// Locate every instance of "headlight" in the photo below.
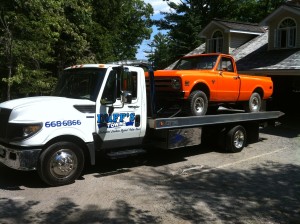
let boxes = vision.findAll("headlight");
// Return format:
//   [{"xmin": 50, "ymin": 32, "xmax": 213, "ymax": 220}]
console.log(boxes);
[
  {"xmin": 7, "ymin": 123, "xmax": 43, "ymax": 141},
  {"xmin": 23, "ymin": 125, "xmax": 42, "ymax": 138},
  {"xmin": 171, "ymin": 78, "xmax": 181, "ymax": 89}
]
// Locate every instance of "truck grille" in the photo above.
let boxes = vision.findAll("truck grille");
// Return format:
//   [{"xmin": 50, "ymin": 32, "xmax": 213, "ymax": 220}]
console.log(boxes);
[
  {"xmin": 146, "ymin": 77, "xmax": 181, "ymax": 91},
  {"xmin": 0, "ymin": 108, "xmax": 12, "ymax": 140}
]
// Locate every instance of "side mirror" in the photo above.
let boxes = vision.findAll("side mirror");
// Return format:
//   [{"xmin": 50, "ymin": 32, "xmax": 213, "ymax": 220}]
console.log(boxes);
[{"xmin": 121, "ymin": 91, "xmax": 132, "ymax": 104}]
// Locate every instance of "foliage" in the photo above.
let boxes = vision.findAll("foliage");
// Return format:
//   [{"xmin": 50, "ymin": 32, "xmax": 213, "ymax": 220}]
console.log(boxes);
[
  {"xmin": 146, "ymin": 32, "xmax": 172, "ymax": 69},
  {"xmin": 0, "ymin": 0, "xmax": 153, "ymax": 101}
]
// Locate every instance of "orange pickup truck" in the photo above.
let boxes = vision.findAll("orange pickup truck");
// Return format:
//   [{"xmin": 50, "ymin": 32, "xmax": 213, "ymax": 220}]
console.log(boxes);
[{"xmin": 151, "ymin": 53, "xmax": 273, "ymax": 116}]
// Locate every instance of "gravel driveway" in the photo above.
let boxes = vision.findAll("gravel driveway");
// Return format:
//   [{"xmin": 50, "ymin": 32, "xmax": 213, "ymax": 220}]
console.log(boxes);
[{"xmin": 0, "ymin": 115, "xmax": 299, "ymax": 224}]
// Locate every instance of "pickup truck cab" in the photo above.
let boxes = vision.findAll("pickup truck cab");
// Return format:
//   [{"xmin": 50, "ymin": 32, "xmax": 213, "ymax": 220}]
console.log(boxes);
[{"xmin": 152, "ymin": 53, "xmax": 273, "ymax": 116}]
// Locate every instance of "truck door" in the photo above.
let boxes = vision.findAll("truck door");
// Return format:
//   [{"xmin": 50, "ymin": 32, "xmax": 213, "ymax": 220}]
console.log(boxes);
[
  {"xmin": 95, "ymin": 66, "xmax": 144, "ymax": 149},
  {"xmin": 216, "ymin": 56, "xmax": 240, "ymax": 101}
]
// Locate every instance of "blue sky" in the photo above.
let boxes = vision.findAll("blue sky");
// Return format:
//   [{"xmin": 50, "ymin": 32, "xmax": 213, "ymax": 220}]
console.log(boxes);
[{"xmin": 135, "ymin": 0, "xmax": 180, "ymax": 60}]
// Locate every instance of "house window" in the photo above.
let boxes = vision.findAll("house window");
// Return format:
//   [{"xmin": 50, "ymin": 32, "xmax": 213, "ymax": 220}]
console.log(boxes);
[
  {"xmin": 208, "ymin": 31, "xmax": 223, "ymax": 53},
  {"xmin": 275, "ymin": 18, "xmax": 296, "ymax": 48}
]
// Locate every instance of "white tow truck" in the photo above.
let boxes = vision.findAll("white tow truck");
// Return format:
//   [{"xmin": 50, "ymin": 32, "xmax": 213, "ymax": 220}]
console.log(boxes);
[{"xmin": 0, "ymin": 64, "xmax": 283, "ymax": 186}]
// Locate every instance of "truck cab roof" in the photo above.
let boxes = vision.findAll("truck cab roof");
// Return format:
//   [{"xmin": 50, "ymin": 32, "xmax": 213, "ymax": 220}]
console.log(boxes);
[{"xmin": 64, "ymin": 64, "xmax": 119, "ymax": 70}]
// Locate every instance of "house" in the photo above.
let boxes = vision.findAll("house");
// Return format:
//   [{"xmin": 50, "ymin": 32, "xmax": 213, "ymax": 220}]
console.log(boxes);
[
  {"xmin": 180, "ymin": 1, "xmax": 300, "ymax": 113},
  {"xmin": 235, "ymin": 2, "xmax": 300, "ymax": 76},
  {"xmin": 199, "ymin": 19, "xmax": 266, "ymax": 54}
]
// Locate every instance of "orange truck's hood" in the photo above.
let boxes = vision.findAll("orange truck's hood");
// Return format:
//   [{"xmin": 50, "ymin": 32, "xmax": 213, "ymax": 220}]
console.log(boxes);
[{"xmin": 146, "ymin": 69, "xmax": 214, "ymax": 77}]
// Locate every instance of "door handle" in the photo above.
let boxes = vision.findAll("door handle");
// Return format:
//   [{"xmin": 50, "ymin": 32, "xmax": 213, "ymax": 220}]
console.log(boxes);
[{"xmin": 233, "ymin": 76, "xmax": 239, "ymax": 80}]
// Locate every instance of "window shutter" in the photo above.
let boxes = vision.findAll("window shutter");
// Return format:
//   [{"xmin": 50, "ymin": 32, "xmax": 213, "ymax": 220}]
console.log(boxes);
[
  {"xmin": 289, "ymin": 28, "xmax": 296, "ymax": 47},
  {"xmin": 274, "ymin": 29, "xmax": 279, "ymax": 48},
  {"xmin": 208, "ymin": 39, "xmax": 213, "ymax": 53}
]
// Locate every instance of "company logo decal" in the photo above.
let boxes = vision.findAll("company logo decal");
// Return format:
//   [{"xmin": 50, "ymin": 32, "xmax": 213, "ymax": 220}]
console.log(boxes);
[{"xmin": 97, "ymin": 113, "xmax": 135, "ymax": 129}]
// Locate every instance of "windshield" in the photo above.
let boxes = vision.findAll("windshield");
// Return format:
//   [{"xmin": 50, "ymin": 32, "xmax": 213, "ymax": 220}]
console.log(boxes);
[
  {"xmin": 53, "ymin": 68, "xmax": 107, "ymax": 101},
  {"xmin": 173, "ymin": 55, "xmax": 219, "ymax": 70}
]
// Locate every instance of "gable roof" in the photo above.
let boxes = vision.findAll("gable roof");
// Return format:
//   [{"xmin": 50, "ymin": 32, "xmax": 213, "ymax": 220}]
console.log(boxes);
[
  {"xmin": 260, "ymin": 3, "xmax": 300, "ymax": 26},
  {"xmin": 199, "ymin": 19, "xmax": 265, "ymax": 38},
  {"xmin": 233, "ymin": 29, "xmax": 300, "ymax": 74},
  {"xmin": 178, "ymin": 29, "xmax": 300, "ymax": 73},
  {"xmin": 232, "ymin": 31, "xmax": 268, "ymax": 61},
  {"xmin": 236, "ymin": 48, "xmax": 300, "ymax": 72}
]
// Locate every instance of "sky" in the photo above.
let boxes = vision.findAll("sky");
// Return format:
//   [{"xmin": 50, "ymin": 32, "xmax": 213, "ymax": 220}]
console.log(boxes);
[{"xmin": 135, "ymin": 0, "xmax": 181, "ymax": 60}]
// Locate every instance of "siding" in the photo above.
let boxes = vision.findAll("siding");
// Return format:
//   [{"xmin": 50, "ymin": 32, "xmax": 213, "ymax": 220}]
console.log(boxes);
[
  {"xmin": 229, "ymin": 33, "xmax": 257, "ymax": 54},
  {"xmin": 223, "ymin": 34, "xmax": 229, "ymax": 54},
  {"xmin": 268, "ymin": 10, "xmax": 300, "ymax": 50}
]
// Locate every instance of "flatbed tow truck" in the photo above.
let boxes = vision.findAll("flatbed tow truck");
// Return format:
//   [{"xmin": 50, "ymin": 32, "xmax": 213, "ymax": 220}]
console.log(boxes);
[{"xmin": 0, "ymin": 64, "xmax": 283, "ymax": 186}]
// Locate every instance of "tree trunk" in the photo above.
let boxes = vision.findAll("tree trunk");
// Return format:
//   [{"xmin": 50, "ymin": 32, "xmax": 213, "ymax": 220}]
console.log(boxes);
[{"xmin": 7, "ymin": 66, "xmax": 12, "ymax": 101}]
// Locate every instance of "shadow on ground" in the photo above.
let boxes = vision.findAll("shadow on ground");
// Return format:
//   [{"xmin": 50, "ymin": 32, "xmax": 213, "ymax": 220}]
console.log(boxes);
[
  {"xmin": 0, "ymin": 197, "xmax": 161, "ymax": 223},
  {"xmin": 1, "ymin": 160, "xmax": 300, "ymax": 223},
  {"xmin": 0, "ymin": 135, "xmax": 214, "ymax": 189},
  {"xmin": 261, "ymin": 113, "xmax": 300, "ymax": 138}
]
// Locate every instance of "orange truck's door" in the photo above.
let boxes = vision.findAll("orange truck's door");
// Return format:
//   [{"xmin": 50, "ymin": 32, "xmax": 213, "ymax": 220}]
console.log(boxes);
[{"xmin": 215, "ymin": 56, "xmax": 240, "ymax": 101}]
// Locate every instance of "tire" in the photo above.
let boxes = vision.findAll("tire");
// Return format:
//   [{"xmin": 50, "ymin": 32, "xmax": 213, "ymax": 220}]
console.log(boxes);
[
  {"xmin": 226, "ymin": 125, "xmax": 246, "ymax": 153},
  {"xmin": 188, "ymin": 90, "xmax": 208, "ymax": 116},
  {"xmin": 245, "ymin": 92, "xmax": 262, "ymax": 112},
  {"xmin": 37, "ymin": 142, "xmax": 85, "ymax": 186}
]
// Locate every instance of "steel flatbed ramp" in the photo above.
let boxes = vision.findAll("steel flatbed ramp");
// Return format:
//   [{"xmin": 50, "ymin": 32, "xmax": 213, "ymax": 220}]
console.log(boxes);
[{"xmin": 147, "ymin": 111, "xmax": 284, "ymax": 130}]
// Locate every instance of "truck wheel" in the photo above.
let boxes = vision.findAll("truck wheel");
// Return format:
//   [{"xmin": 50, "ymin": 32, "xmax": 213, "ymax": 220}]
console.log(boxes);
[
  {"xmin": 245, "ymin": 92, "xmax": 261, "ymax": 112},
  {"xmin": 226, "ymin": 125, "xmax": 246, "ymax": 153},
  {"xmin": 37, "ymin": 142, "xmax": 84, "ymax": 186},
  {"xmin": 188, "ymin": 90, "xmax": 208, "ymax": 116}
]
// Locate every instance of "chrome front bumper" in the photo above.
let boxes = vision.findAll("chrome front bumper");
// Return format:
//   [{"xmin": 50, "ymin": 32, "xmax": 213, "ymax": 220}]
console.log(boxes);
[{"xmin": 0, "ymin": 144, "xmax": 42, "ymax": 171}]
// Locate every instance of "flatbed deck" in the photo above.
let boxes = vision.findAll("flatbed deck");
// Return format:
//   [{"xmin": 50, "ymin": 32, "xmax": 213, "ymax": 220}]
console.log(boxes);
[{"xmin": 148, "ymin": 111, "xmax": 284, "ymax": 130}]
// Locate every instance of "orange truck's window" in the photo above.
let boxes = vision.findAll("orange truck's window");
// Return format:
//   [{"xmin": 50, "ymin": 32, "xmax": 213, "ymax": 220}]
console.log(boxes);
[{"xmin": 218, "ymin": 57, "xmax": 234, "ymax": 72}]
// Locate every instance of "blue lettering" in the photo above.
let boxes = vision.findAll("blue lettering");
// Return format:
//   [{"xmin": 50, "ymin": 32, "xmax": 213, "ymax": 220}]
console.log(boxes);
[
  {"xmin": 102, "ymin": 114, "xmax": 109, "ymax": 123},
  {"xmin": 120, "ymin": 113, "xmax": 126, "ymax": 122},
  {"xmin": 108, "ymin": 114, "xmax": 113, "ymax": 123},
  {"xmin": 130, "ymin": 113, "xmax": 135, "ymax": 122},
  {"xmin": 113, "ymin": 113, "xmax": 119, "ymax": 123},
  {"xmin": 97, "ymin": 112, "xmax": 136, "ymax": 128}
]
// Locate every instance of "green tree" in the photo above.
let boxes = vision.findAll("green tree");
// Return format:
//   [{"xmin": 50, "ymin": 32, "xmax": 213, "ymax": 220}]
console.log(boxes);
[
  {"xmin": 0, "ymin": 0, "xmax": 153, "ymax": 101},
  {"xmin": 0, "ymin": 0, "xmax": 63, "ymax": 99},
  {"xmin": 52, "ymin": 0, "xmax": 96, "ymax": 75},
  {"xmin": 146, "ymin": 32, "xmax": 172, "ymax": 69},
  {"xmin": 234, "ymin": 0, "xmax": 285, "ymax": 22},
  {"xmin": 0, "ymin": 9, "xmax": 14, "ymax": 100},
  {"xmin": 89, "ymin": 0, "xmax": 153, "ymax": 63},
  {"xmin": 154, "ymin": 0, "xmax": 239, "ymax": 61}
]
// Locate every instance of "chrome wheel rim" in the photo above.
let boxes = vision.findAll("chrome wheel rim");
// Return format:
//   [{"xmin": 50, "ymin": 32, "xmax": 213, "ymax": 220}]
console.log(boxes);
[
  {"xmin": 195, "ymin": 97, "xmax": 205, "ymax": 113},
  {"xmin": 250, "ymin": 96, "xmax": 260, "ymax": 111},
  {"xmin": 50, "ymin": 149, "xmax": 78, "ymax": 179},
  {"xmin": 234, "ymin": 130, "xmax": 245, "ymax": 149}
]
